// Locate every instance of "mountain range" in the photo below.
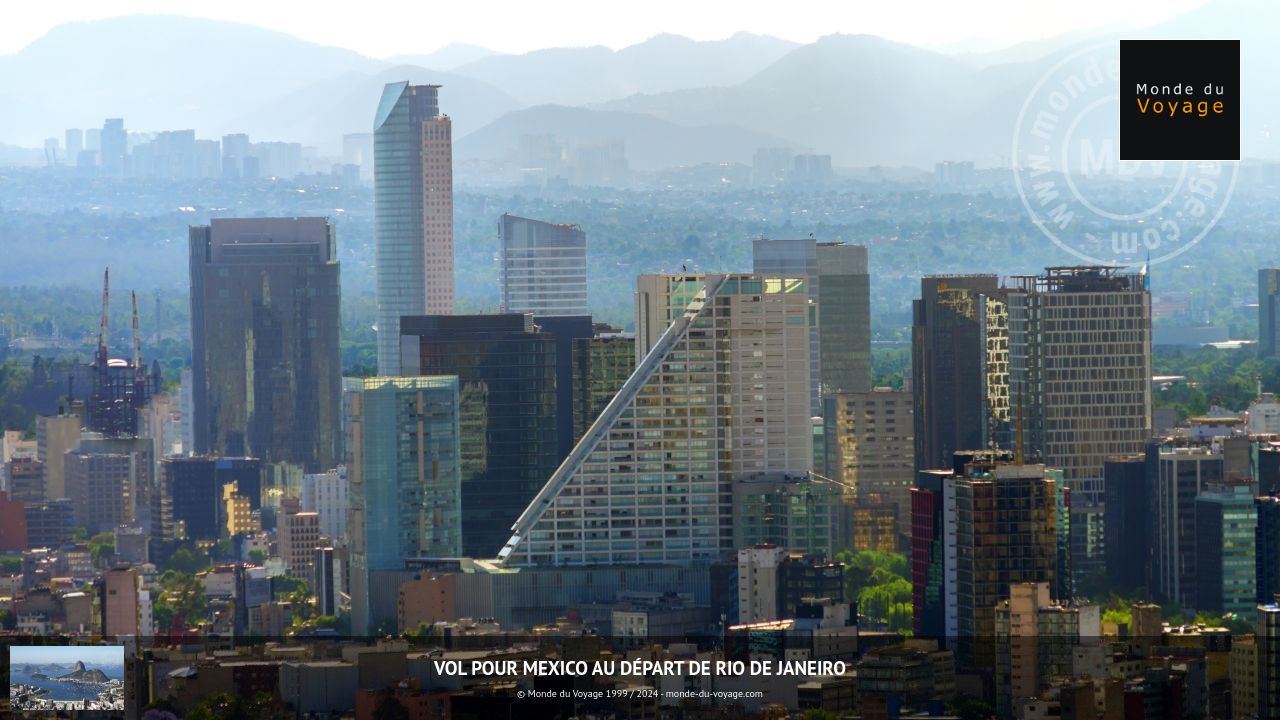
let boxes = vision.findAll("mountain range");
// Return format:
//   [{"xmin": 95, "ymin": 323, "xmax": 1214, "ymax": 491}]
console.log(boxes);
[{"xmin": 1, "ymin": 1, "xmax": 1277, "ymax": 168}]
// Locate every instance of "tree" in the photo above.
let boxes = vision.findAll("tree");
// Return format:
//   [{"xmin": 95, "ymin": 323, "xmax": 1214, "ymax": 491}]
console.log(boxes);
[
  {"xmin": 167, "ymin": 547, "xmax": 207, "ymax": 575},
  {"xmin": 373, "ymin": 694, "xmax": 410, "ymax": 720},
  {"xmin": 248, "ymin": 548, "xmax": 267, "ymax": 566},
  {"xmin": 0, "ymin": 609, "xmax": 16, "ymax": 631},
  {"xmin": 88, "ymin": 532, "xmax": 115, "ymax": 567}
]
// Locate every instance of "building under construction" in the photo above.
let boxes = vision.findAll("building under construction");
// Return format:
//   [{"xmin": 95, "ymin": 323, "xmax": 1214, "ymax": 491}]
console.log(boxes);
[{"xmin": 87, "ymin": 269, "xmax": 161, "ymax": 437}]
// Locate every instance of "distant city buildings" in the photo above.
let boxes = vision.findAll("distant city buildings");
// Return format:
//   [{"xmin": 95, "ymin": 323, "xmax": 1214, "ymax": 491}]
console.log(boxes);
[
  {"xmin": 498, "ymin": 213, "xmax": 588, "ymax": 317},
  {"xmin": 189, "ymin": 217, "xmax": 342, "ymax": 472},
  {"xmin": 374, "ymin": 82, "xmax": 455, "ymax": 374},
  {"xmin": 1261, "ymin": 268, "xmax": 1280, "ymax": 358}
]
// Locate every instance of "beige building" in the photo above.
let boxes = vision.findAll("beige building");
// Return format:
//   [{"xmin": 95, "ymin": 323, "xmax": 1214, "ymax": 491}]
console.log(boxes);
[
  {"xmin": 826, "ymin": 388, "xmax": 914, "ymax": 541},
  {"xmin": 37, "ymin": 412, "xmax": 80, "ymax": 499},
  {"xmin": 1007, "ymin": 267, "xmax": 1152, "ymax": 505},
  {"xmin": 1231, "ymin": 635, "xmax": 1257, "ymax": 720},
  {"xmin": 737, "ymin": 544, "xmax": 786, "ymax": 624},
  {"xmin": 500, "ymin": 273, "xmax": 813, "ymax": 566},
  {"xmin": 223, "ymin": 483, "xmax": 257, "ymax": 536},
  {"xmin": 279, "ymin": 510, "xmax": 321, "ymax": 579},
  {"xmin": 995, "ymin": 581, "xmax": 1101, "ymax": 717},
  {"xmin": 397, "ymin": 572, "xmax": 457, "ymax": 631},
  {"xmin": 103, "ymin": 565, "xmax": 141, "ymax": 637}
]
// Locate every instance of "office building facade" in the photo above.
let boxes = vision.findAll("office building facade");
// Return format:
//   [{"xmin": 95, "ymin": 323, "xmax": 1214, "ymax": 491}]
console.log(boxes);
[
  {"xmin": 912, "ymin": 275, "xmax": 1001, "ymax": 472},
  {"xmin": 345, "ymin": 376, "xmax": 462, "ymax": 636},
  {"xmin": 374, "ymin": 82, "xmax": 454, "ymax": 374},
  {"xmin": 498, "ymin": 273, "xmax": 812, "ymax": 567},
  {"xmin": 189, "ymin": 217, "xmax": 342, "ymax": 473},
  {"xmin": 399, "ymin": 314, "xmax": 560, "ymax": 557},
  {"xmin": 1007, "ymin": 267, "xmax": 1152, "ymax": 505},
  {"xmin": 753, "ymin": 239, "xmax": 871, "ymax": 412},
  {"xmin": 498, "ymin": 214, "xmax": 588, "ymax": 317}
]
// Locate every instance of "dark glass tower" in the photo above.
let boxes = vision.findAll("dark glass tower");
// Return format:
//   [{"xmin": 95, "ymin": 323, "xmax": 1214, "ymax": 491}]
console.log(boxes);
[
  {"xmin": 400, "ymin": 314, "xmax": 560, "ymax": 557},
  {"xmin": 189, "ymin": 217, "xmax": 342, "ymax": 473},
  {"xmin": 911, "ymin": 275, "xmax": 1000, "ymax": 473}
]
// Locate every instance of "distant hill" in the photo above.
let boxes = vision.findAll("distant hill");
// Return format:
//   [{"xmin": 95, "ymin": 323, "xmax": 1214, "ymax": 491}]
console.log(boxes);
[
  {"xmin": 451, "ymin": 32, "xmax": 798, "ymax": 106},
  {"xmin": 454, "ymin": 105, "xmax": 789, "ymax": 171},
  {"xmin": 0, "ymin": 15, "xmax": 387, "ymax": 145},
  {"xmin": 389, "ymin": 43, "xmax": 502, "ymax": 71},
  {"xmin": 230, "ymin": 65, "xmax": 522, "ymax": 151}
]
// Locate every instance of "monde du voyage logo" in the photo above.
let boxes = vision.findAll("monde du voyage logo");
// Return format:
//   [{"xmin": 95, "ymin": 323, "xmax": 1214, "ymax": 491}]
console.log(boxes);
[
  {"xmin": 1121, "ymin": 39, "xmax": 1240, "ymax": 161},
  {"xmin": 1013, "ymin": 39, "xmax": 1240, "ymax": 267}
]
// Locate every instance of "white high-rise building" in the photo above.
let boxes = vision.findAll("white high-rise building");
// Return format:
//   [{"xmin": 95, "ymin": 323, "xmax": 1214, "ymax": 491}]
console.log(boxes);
[
  {"xmin": 374, "ymin": 82, "xmax": 454, "ymax": 374},
  {"xmin": 738, "ymin": 544, "xmax": 787, "ymax": 624},
  {"xmin": 301, "ymin": 467, "xmax": 348, "ymax": 540},
  {"xmin": 499, "ymin": 273, "xmax": 812, "ymax": 566}
]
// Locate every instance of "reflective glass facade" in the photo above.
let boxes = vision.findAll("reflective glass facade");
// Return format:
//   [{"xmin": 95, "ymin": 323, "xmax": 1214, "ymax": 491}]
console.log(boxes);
[
  {"xmin": 345, "ymin": 376, "xmax": 461, "ymax": 635},
  {"xmin": 374, "ymin": 82, "xmax": 454, "ymax": 374},
  {"xmin": 399, "ymin": 315, "xmax": 559, "ymax": 558},
  {"xmin": 189, "ymin": 218, "xmax": 342, "ymax": 473}
]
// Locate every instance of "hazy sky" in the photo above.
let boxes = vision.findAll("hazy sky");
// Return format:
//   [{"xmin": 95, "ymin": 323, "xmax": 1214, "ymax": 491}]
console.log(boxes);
[{"xmin": 1, "ymin": 0, "xmax": 1211, "ymax": 57}]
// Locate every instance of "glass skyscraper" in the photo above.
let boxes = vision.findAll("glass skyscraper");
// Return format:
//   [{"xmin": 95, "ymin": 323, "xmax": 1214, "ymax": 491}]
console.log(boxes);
[
  {"xmin": 499, "ymin": 214, "xmax": 588, "ymax": 317},
  {"xmin": 399, "ymin": 315, "xmax": 560, "ymax": 558},
  {"xmin": 188, "ymin": 217, "xmax": 342, "ymax": 473},
  {"xmin": 345, "ymin": 376, "xmax": 461, "ymax": 636},
  {"xmin": 374, "ymin": 82, "xmax": 454, "ymax": 375}
]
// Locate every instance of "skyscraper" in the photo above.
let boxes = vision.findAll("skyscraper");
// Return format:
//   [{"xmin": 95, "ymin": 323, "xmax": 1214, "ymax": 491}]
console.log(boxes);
[
  {"xmin": 499, "ymin": 214, "xmax": 588, "ymax": 317},
  {"xmin": 374, "ymin": 82, "xmax": 454, "ymax": 374},
  {"xmin": 1007, "ymin": 267, "xmax": 1152, "ymax": 505},
  {"xmin": 1194, "ymin": 483, "xmax": 1257, "ymax": 614},
  {"xmin": 345, "ymin": 376, "xmax": 461, "ymax": 635},
  {"xmin": 498, "ymin": 273, "xmax": 812, "ymax": 567},
  {"xmin": 1262, "ymin": 269, "xmax": 1280, "ymax": 358},
  {"xmin": 100, "ymin": 118, "xmax": 127, "ymax": 177},
  {"xmin": 570, "ymin": 326, "xmax": 635, "ymax": 445},
  {"xmin": 912, "ymin": 275, "xmax": 1001, "ymax": 472},
  {"xmin": 65, "ymin": 129, "xmax": 83, "ymax": 160},
  {"xmin": 399, "ymin": 315, "xmax": 561, "ymax": 557},
  {"xmin": 1102, "ymin": 454, "xmax": 1148, "ymax": 594},
  {"xmin": 825, "ymin": 388, "xmax": 915, "ymax": 543},
  {"xmin": 1151, "ymin": 445, "xmax": 1223, "ymax": 607},
  {"xmin": 189, "ymin": 217, "xmax": 342, "ymax": 472},
  {"xmin": 753, "ymin": 239, "xmax": 871, "ymax": 412}
]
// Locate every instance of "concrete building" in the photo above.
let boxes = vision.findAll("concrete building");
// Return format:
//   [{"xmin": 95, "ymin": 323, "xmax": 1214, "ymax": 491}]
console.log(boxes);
[
  {"xmin": 397, "ymin": 572, "xmax": 456, "ymax": 631},
  {"xmin": 374, "ymin": 82, "xmax": 454, "ymax": 374},
  {"xmin": 738, "ymin": 545, "xmax": 787, "ymax": 624},
  {"xmin": 498, "ymin": 213, "xmax": 588, "ymax": 317},
  {"xmin": 189, "ymin": 217, "xmax": 342, "ymax": 472},
  {"xmin": 64, "ymin": 449, "xmax": 136, "ymax": 533},
  {"xmin": 5, "ymin": 457, "xmax": 44, "ymax": 503},
  {"xmin": 346, "ymin": 376, "xmax": 462, "ymax": 635},
  {"xmin": 36, "ymin": 412, "xmax": 80, "ymax": 500},
  {"xmin": 499, "ymin": 273, "xmax": 813, "ymax": 567},
  {"xmin": 1232, "ymin": 635, "xmax": 1258, "ymax": 720},
  {"xmin": 994, "ymin": 582, "xmax": 1101, "ymax": 717},
  {"xmin": 158, "ymin": 457, "xmax": 261, "ymax": 541},
  {"xmin": 1251, "ymin": 393, "xmax": 1280, "ymax": 434},
  {"xmin": 1007, "ymin": 267, "xmax": 1152, "ymax": 506},
  {"xmin": 301, "ymin": 468, "xmax": 348, "ymax": 541},
  {"xmin": 278, "ymin": 509, "xmax": 320, "ymax": 579},
  {"xmin": 102, "ymin": 565, "xmax": 141, "ymax": 637},
  {"xmin": 1258, "ymin": 603, "xmax": 1280, "ymax": 719},
  {"xmin": 825, "ymin": 388, "xmax": 914, "ymax": 541}
]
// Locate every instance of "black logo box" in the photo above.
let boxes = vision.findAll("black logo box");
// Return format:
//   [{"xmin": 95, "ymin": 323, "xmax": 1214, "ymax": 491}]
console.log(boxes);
[{"xmin": 1120, "ymin": 39, "xmax": 1240, "ymax": 161}]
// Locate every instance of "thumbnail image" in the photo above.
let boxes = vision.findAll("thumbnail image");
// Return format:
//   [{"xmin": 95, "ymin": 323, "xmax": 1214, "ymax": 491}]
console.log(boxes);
[{"xmin": 9, "ymin": 645, "xmax": 125, "ymax": 712}]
